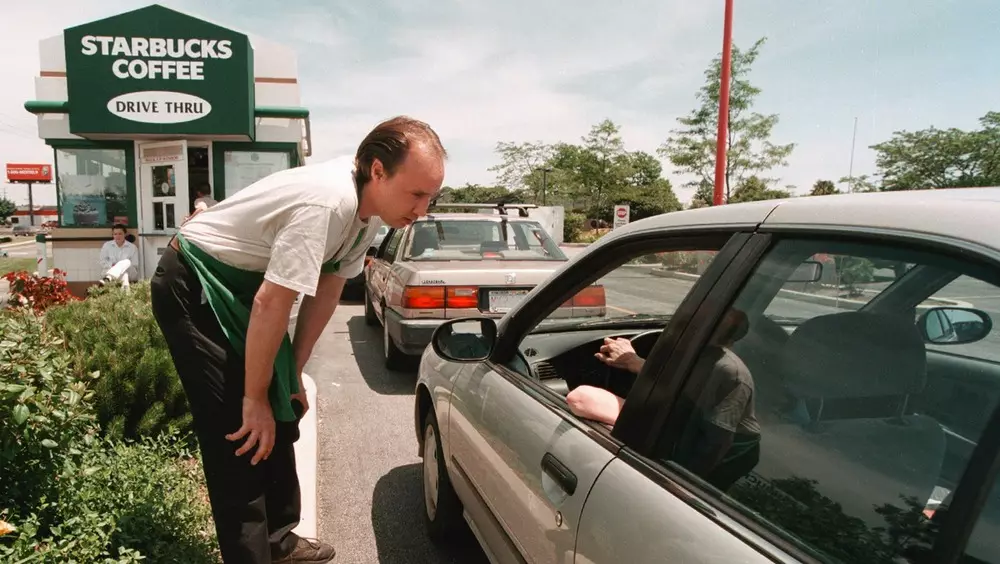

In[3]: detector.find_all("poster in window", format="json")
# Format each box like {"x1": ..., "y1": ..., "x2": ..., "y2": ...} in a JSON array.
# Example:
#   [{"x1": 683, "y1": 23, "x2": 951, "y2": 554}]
[
  {"x1": 152, "y1": 165, "x2": 176, "y2": 197},
  {"x1": 63, "y1": 194, "x2": 107, "y2": 227}
]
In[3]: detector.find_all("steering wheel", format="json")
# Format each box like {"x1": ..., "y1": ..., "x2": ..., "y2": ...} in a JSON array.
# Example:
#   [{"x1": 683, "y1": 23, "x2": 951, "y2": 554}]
[{"x1": 599, "y1": 329, "x2": 662, "y2": 389}]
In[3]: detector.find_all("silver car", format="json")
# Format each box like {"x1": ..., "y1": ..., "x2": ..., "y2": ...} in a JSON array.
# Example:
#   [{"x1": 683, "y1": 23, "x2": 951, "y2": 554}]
[
  {"x1": 364, "y1": 204, "x2": 604, "y2": 369},
  {"x1": 413, "y1": 188, "x2": 1000, "y2": 563}
]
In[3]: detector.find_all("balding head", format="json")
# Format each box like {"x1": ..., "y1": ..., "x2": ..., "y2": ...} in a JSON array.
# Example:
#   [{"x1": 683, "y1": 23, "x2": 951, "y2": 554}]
[{"x1": 355, "y1": 116, "x2": 447, "y2": 227}]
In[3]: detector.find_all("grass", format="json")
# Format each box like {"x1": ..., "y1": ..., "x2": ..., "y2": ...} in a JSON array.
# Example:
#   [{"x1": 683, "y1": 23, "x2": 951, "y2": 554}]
[{"x1": 0, "y1": 257, "x2": 36, "y2": 277}]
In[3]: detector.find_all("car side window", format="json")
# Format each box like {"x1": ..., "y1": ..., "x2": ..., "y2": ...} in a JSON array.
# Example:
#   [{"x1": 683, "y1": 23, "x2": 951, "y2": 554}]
[
  {"x1": 652, "y1": 237, "x2": 1000, "y2": 563},
  {"x1": 512, "y1": 243, "x2": 725, "y2": 421},
  {"x1": 382, "y1": 229, "x2": 404, "y2": 264}
]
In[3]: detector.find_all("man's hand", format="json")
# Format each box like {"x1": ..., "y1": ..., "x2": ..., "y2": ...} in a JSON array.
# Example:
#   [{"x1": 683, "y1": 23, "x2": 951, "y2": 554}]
[
  {"x1": 290, "y1": 374, "x2": 309, "y2": 418},
  {"x1": 227, "y1": 396, "x2": 276, "y2": 465},
  {"x1": 595, "y1": 337, "x2": 645, "y2": 374}
]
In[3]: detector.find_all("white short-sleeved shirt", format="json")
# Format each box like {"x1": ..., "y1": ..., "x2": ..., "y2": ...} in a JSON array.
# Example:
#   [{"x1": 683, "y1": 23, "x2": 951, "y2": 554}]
[{"x1": 179, "y1": 156, "x2": 383, "y2": 296}]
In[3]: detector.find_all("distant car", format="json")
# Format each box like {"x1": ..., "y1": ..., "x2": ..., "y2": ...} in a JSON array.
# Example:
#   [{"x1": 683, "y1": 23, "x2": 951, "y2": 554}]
[
  {"x1": 364, "y1": 203, "x2": 604, "y2": 369},
  {"x1": 343, "y1": 224, "x2": 390, "y2": 300},
  {"x1": 12, "y1": 225, "x2": 37, "y2": 237},
  {"x1": 413, "y1": 189, "x2": 1000, "y2": 563}
]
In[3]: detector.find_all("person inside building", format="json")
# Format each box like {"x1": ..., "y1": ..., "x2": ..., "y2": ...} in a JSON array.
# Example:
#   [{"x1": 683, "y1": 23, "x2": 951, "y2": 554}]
[
  {"x1": 98, "y1": 223, "x2": 139, "y2": 282},
  {"x1": 193, "y1": 182, "x2": 218, "y2": 212},
  {"x1": 149, "y1": 116, "x2": 447, "y2": 564}
]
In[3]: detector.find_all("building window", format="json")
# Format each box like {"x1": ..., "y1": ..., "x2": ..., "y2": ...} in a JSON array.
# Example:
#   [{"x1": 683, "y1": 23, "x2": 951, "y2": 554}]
[
  {"x1": 55, "y1": 148, "x2": 129, "y2": 227},
  {"x1": 223, "y1": 151, "x2": 290, "y2": 199}
]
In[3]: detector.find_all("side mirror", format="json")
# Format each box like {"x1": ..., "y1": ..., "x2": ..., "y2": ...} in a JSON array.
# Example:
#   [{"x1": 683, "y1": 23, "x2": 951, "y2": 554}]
[
  {"x1": 788, "y1": 260, "x2": 823, "y2": 283},
  {"x1": 918, "y1": 307, "x2": 993, "y2": 345},
  {"x1": 431, "y1": 317, "x2": 498, "y2": 362}
]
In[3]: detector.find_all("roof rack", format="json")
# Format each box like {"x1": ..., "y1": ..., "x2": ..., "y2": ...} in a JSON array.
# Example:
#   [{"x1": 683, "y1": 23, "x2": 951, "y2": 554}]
[{"x1": 428, "y1": 202, "x2": 537, "y2": 217}]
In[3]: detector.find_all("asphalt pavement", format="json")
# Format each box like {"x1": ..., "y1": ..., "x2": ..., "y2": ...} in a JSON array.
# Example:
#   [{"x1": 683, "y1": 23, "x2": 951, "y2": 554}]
[{"x1": 296, "y1": 302, "x2": 488, "y2": 564}]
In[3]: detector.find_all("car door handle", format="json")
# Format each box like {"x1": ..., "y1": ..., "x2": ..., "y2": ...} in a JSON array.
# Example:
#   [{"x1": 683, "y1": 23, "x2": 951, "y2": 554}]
[{"x1": 541, "y1": 453, "x2": 578, "y2": 496}]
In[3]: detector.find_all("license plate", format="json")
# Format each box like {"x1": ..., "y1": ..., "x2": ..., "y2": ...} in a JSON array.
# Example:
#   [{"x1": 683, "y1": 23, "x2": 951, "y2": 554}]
[{"x1": 488, "y1": 290, "x2": 529, "y2": 313}]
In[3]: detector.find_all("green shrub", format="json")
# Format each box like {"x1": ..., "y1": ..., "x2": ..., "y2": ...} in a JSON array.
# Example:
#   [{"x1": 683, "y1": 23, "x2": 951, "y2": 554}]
[
  {"x1": 45, "y1": 281, "x2": 192, "y2": 442},
  {"x1": 1, "y1": 308, "x2": 218, "y2": 563},
  {"x1": 563, "y1": 212, "x2": 586, "y2": 243},
  {"x1": 1, "y1": 310, "x2": 99, "y2": 519},
  {"x1": 1, "y1": 434, "x2": 219, "y2": 563}
]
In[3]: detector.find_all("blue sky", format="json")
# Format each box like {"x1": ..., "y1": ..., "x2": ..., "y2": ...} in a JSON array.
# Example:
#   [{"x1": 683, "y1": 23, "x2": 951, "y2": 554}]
[{"x1": 1, "y1": 0, "x2": 998, "y2": 207}]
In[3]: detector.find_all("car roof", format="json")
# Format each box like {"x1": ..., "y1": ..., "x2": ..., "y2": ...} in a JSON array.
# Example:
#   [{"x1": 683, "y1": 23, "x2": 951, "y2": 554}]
[
  {"x1": 418, "y1": 213, "x2": 538, "y2": 221},
  {"x1": 603, "y1": 187, "x2": 1000, "y2": 253}
]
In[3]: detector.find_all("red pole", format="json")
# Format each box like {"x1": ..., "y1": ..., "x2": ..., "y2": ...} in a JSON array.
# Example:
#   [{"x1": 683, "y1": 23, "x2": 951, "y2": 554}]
[{"x1": 713, "y1": 0, "x2": 735, "y2": 206}]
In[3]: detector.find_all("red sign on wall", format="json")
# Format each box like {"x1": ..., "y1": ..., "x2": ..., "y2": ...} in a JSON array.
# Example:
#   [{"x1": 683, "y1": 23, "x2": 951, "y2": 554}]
[{"x1": 5, "y1": 164, "x2": 53, "y2": 183}]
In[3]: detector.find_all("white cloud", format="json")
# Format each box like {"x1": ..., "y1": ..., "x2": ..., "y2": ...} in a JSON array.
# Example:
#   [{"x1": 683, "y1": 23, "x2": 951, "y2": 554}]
[{"x1": 2, "y1": 0, "x2": 997, "y2": 208}]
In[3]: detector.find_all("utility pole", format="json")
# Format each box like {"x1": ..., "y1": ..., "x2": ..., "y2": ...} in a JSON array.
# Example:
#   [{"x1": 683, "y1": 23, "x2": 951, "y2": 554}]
[
  {"x1": 713, "y1": 0, "x2": 735, "y2": 206},
  {"x1": 848, "y1": 116, "x2": 858, "y2": 192}
]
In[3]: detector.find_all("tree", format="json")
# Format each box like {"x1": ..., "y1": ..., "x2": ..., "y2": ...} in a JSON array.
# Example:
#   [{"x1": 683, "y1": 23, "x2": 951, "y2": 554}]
[
  {"x1": 838, "y1": 174, "x2": 879, "y2": 193},
  {"x1": 0, "y1": 197, "x2": 16, "y2": 223},
  {"x1": 810, "y1": 180, "x2": 839, "y2": 196},
  {"x1": 436, "y1": 183, "x2": 525, "y2": 205},
  {"x1": 659, "y1": 37, "x2": 795, "y2": 205},
  {"x1": 488, "y1": 141, "x2": 554, "y2": 200},
  {"x1": 729, "y1": 176, "x2": 792, "y2": 204},
  {"x1": 870, "y1": 111, "x2": 1000, "y2": 190}
]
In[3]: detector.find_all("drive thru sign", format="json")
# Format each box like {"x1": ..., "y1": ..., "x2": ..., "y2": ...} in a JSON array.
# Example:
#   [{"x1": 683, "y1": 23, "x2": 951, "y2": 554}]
[{"x1": 613, "y1": 204, "x2": 630, "y2": 229}]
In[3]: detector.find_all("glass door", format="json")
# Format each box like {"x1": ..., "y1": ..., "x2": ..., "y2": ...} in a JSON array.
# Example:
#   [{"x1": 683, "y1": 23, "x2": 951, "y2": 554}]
[{"x1": 137, "y1": 140, "x2": 189, "y2": 278}]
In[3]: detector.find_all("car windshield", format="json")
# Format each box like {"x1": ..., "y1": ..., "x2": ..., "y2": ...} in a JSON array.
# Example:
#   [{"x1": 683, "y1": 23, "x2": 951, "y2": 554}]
[{"x1": 404, "y1": 219, "x2": 566, "y2": 261}]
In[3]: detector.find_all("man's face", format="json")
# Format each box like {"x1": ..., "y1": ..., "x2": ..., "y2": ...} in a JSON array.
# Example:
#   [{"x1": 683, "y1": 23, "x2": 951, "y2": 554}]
[
  {"x1": 112, "y1": 228, "x2": 125, "y2": 245},
  {"x1": 368, "y1": 143, "x2": 444, "y2": 229}
]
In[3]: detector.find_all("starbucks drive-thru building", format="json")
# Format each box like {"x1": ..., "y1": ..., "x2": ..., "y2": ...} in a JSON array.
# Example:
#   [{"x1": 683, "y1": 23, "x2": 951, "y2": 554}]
[{"x1": 24, "y1": 4, "x2": 311, "y2": 294}]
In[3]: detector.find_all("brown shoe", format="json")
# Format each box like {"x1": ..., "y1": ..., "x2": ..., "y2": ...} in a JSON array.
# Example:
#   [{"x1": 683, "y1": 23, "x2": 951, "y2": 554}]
[{"x1": 273, "y1": 537, "x2": 336, "y2": 563}]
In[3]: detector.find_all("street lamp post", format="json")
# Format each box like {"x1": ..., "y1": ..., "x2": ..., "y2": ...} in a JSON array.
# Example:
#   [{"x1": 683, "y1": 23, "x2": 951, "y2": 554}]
[
  {"x1": 713, "y1": 0, "x2": 735, "y2": 206},
  {"x1": 536, "y1": 167, "x2": 553, "y2": 205}
]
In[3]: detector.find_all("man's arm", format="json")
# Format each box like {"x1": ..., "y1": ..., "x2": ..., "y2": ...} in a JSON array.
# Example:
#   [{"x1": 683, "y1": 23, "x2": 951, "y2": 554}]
[
  {"x1": 98, "y1": 242, "x2": 113, "y2": 269},
  {"x1": 228, "y1": 279, "x2": 298, "y2": 465},
  {"x1": 566, "y1": 385, "x2": 626, "y2": 427},
  {"x1": 292, "y1": 273, "x2": 347, "y2": 375},
  {"x1": 245, "y1": 280, "x2": 300, "y2": 400}
]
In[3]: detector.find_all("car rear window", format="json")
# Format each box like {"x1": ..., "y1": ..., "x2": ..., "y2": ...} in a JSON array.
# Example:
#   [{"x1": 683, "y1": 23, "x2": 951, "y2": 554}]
[{"x1": 404, "y1": 219, "x2": 566, "y2": 261}]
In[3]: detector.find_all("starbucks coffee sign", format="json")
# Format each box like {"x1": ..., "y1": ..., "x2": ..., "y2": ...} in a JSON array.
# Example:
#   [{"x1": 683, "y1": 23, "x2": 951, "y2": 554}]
[{"x1": 64, "y1": 4, "x2": 254, "y2": 138}]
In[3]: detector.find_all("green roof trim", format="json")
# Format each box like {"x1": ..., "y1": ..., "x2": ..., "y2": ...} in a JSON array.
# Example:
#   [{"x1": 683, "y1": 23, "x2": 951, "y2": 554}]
[
  {"x1": 25, "y1": 100, "x2": 70, "y2": 114},
  {"x1": 254, "y1": 106, "x2": 310, "y2": 119},
  {"x1": 24, "y1": 101, "x2": 309, "y2": 120}
]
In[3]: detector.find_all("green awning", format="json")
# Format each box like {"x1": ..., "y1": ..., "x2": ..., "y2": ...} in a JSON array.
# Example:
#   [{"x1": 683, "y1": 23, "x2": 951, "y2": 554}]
[{"x1": 24, "y1": 100, "x2": 69, "y2": 114}]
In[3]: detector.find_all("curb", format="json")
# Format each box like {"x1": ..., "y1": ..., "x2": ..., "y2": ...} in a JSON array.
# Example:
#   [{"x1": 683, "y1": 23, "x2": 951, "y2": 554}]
[
  {"x1": 0, "y1": 240, "x2": 37, "y2": 251},
  {"x1": 292, "y1": 373, "x2": 318, "y2": 539},
  {"x1": 649, "y1": 268, "x2": 973, "y2": 310}
]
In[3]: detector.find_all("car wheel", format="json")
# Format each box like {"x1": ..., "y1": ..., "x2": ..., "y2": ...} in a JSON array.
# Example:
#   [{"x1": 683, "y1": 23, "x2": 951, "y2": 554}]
[
  {"x1": 364, "y1": 288, "x2": 378, "y2": 326},
  {"x1": 384, "y1": 316, "x2": 408, "y2": 370},
  {"x1": 422, "y1": 410, "x2": 463, "y2": 542}
]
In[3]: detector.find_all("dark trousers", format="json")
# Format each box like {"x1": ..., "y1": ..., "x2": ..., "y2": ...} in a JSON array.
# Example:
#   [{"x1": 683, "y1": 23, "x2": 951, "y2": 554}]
[{"x1": 150, "y1": 246, "x2": 301, "y2": 564}]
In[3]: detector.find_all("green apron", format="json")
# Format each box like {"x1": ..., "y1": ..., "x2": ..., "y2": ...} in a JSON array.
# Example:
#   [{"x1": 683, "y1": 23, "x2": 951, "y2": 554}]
[{"x1": 176, "y1": 227, "x2": 367, "y2": 421}]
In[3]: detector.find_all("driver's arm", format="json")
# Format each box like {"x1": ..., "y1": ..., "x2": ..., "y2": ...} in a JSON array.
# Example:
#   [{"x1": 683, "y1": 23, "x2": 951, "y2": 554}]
[
  {"x1": 595, "y1": 337, "x2": 645, "y2": 374},
  {"x1": 567, "y1": 385, "x2": 626, "y2": 426}
]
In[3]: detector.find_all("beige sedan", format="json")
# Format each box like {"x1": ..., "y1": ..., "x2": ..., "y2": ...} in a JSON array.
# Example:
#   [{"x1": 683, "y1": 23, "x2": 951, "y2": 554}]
[{"x1": 364, "y1": 207, "x2": 604, "y2": 369}]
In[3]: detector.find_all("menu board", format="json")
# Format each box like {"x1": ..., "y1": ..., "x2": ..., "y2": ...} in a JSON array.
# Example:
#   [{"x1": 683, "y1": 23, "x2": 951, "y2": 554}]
[{"x1": 224, "y1": 151, "x2": 290, "y2": 199}]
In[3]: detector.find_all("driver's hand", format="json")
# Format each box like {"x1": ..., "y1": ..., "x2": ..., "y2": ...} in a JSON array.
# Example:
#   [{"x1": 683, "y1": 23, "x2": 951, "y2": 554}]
[{"x1": 595, "y1": 337, "x2": 644, "y2": 374}]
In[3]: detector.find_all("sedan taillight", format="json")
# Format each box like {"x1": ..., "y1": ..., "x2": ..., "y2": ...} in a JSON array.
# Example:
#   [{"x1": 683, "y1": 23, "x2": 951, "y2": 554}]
[
  {"x1": 403, "y1": 285, "x2": 480, "y2": 309},
  {"x1": 562, "y1": 285, "x2": 606, "y2": 308}
]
